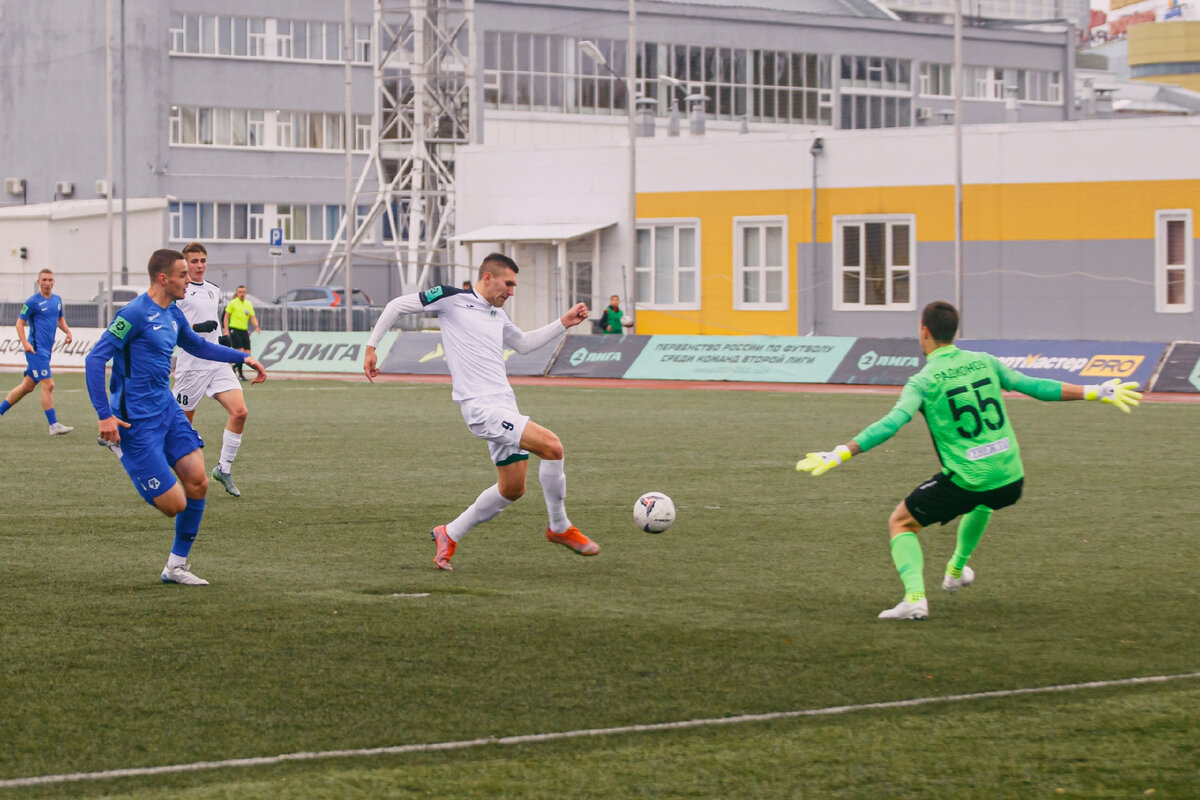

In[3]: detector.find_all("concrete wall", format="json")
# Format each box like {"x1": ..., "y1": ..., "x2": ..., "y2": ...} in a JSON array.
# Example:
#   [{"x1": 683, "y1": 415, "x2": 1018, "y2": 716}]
[{"x1": 0, "y1": 201, "x2": 167, "y2": 301}]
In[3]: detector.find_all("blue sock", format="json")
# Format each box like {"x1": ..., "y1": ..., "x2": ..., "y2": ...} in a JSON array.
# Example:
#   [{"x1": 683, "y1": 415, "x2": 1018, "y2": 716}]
[
  {"x1": 171, "y1": 498, "x2": 206, "y2": 559},
  {"x1": 45, "y1": 408, "x2": 57, "y2": 425},
  {"x1": 0, "y1": 400, "x2": 10, "y2": 415}
]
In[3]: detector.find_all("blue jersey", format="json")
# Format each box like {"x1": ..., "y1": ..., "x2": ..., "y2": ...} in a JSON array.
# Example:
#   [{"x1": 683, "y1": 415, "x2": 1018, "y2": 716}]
[
  {"x1": 85, "y1": 293, "x2": 247, "y2": 420},
  {"x1": 19, "y1": 292, "x2": 64, "y2": 356}
]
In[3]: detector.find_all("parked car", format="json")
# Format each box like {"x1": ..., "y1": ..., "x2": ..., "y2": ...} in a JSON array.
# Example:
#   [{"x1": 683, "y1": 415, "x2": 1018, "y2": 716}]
[
  {"x1": 272, "y1": 287, "x2": 373, "y2": 307},
  {"x1": 219, "y1": 289, "x2": 271, "y2": 308},
  {"x1": 89, "y1": 285, "x2": 145, "y2": 306}
]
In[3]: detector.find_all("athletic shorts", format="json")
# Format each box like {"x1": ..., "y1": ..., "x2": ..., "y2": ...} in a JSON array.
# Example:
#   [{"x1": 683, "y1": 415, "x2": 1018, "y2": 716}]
[
  {"x1": 118, "y1": 403, "x2": 205, "y2": 504},
  {"x1": 459, "y1": 393, "x2": 530, "y2": 466},
  {"x1": 229, "y1": 328, "x2": 251, "y2": 350},
  {"x1": 173, "y1": 368, "x2": 241, "y2": 411},
  {"x1": 904, "y1": 472, "x2": 1023, "y2": 527},
  {"x1": 23, "y1": 355, "x2": 51, "y2": 383}
]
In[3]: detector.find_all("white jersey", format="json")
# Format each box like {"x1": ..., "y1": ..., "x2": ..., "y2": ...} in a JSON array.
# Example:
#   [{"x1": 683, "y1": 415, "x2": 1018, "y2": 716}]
[
  {"x1": 174, "y1": 279, "x2": 224, "y2": 373},
  {"x1": 366, "y1": 285, "x2": 566, "y2": 402}
]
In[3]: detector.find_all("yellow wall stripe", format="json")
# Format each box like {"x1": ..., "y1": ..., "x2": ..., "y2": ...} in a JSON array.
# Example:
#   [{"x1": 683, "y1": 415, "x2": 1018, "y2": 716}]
[{"x1": 639, "y1": 180, "x2": 1200, "y2": 242}]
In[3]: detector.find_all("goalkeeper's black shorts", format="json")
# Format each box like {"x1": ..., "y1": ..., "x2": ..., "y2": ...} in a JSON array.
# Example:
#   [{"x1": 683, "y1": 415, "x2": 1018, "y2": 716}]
[{"x1": 904, "y1": 473, "x2": 1023, "y2": 527}]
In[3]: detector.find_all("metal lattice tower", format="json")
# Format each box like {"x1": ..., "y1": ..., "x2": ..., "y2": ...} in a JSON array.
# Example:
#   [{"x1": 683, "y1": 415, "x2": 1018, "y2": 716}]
[{"x1": 318, "y1": 0, "x2": 474, "y2": 291}]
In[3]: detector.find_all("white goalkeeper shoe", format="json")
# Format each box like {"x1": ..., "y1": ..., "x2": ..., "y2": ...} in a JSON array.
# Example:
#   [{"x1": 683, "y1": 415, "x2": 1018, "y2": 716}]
[
  {"x1": 878, "y1": 597, "x2": 929, "y2": 620},
  {"x1": 942, "y1": 565, "x2": 975, "y2": 593},
  {"x1": 161, "y1": 562, "x2": 209, "y2": 586}
]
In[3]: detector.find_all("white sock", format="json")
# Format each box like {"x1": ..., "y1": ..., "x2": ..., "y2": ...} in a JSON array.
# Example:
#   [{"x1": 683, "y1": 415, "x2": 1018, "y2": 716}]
[
  {"x1": 218, "y1": 429, "x2": 242, "y2": 473},
  {"x1": 539, "y1": 458, "x2": 571, "y2": 534},
  {"x1": 166, "y1": 553, "x2": 188, "y2": 569},
  {"x1": 446, "y1": 484, "x2": 512, "y2": 542}
]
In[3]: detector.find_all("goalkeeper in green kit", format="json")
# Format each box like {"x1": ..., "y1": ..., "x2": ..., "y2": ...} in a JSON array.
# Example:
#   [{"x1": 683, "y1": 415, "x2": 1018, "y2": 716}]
[{"x1": 796, "y1": 301, "x2": 1143, "y2": 621}]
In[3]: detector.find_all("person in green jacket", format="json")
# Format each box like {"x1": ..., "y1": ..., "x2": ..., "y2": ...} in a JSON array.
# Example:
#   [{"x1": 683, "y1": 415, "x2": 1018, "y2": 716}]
[
  {"x1": 797, "y1": 300, "x2": 1143, "y2": 621},
  {"x1": 599, "y1": 295, "x2": 628, "y2": 334}
]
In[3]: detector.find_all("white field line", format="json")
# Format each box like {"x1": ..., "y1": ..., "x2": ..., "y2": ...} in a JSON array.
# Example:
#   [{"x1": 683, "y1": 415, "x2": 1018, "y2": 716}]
[{"x1": 3, "y1": 672, "x2": 1198, "y2": 789}]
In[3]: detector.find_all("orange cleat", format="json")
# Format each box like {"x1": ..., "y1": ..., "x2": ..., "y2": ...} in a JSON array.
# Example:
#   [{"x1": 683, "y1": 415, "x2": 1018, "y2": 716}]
[
  {"x1": 431, "y1": 525, "x2": 456, "y2": 570},
  {"x1": 546, "y1": 525, "x2": 599, "y2": 556}
]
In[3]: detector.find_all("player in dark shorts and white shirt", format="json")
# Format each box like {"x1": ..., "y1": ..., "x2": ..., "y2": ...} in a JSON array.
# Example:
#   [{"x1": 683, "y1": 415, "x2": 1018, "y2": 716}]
[
  {"x1": 363, "y1": 252, "x2": 598, "y2": 570},
  {"x1": 173, "y1": 242, "x2": 250, "y2": 497}
]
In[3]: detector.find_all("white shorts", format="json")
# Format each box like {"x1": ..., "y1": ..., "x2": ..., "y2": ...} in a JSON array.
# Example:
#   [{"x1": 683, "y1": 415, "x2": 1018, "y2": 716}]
[
  {"x1": 459, "y1": 393, "x2": 530, "y2": 466},
  {"x1": 173, "y1": 368, "x2": 241, "y2": 412}
]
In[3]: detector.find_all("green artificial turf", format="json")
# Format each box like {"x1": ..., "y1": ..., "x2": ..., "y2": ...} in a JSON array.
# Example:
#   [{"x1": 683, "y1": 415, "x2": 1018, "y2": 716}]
[{"x1": 1, "y1": 374, "x2": 1196, "y2": 798}]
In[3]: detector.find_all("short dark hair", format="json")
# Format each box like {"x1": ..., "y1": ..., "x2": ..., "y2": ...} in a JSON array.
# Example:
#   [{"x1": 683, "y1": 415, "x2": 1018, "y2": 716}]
[
  {"x1": 181, "y1": 241, "x2": 207, "y2": 257},
  {"x1": 478, "y1": 252, "x2": 518, "y2": 280},
  {"x1": 148, "y1": 248, "x2": 185, "y2": 280},
  {"x1": 921, "y1": 301, "x2": 959, "y2": 343}
]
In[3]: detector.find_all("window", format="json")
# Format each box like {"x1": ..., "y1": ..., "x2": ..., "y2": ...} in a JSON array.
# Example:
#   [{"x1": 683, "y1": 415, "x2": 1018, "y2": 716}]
[
  {"x1": 834, "y1": 215, "x2": 915, "y2": 310},
  {"x1": 635, "y1": 220, "x2": 700, "y2": 309},
  {"x1": 838, "y1": 55, "x2": 911, "y2": 129},
  {"x1": 920, "y1": 63, "x2": 953, "y2": 97},
  {"x1": 734, "y1": 217, "x2": 788, "y2": 310},
  {"x1": 169, "y1": 13, "x2": 184, "y2": 51},
  {"x1": 354, "y1": 24, "x2": 371, "y2": 63},
  {"x1": 924, "y1": 63, "x2": 1061, "y2": 103},
  {"x1": 839, "y1": 94, "x2": 910, "y2": 129},
  {"x1": 170, "y1": 202, "x2": 330, "y2": 242},
  {"x1": 274, "y1": 110, "x2": 294, "y2": 148},
  {"x1": 482, "y1": 32, "x2": 832, "y2": 125},
  {"x1": 355, "y1": 114, "x2": 373, "y2": 150},
  {"x1": 275, "y1": 19, "x2": 293, "y2": 59},
  {"x1": 248, "y1": 18, "x2": 266, "y2": 57},
  {"x1": 1156, "y1": 210, "x2": 1193, "y2": 313}
]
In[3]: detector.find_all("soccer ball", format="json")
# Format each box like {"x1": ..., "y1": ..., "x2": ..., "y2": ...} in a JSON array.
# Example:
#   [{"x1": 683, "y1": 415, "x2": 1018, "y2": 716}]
[{"x1": 634, "y1": 492, "x2": 675, "y2": 533}]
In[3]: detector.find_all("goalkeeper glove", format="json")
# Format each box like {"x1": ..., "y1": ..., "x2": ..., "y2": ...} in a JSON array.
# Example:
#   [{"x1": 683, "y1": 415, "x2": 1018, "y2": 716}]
[
  {"x1": 1084, "y1": 379, "x2": 1142, "y2": 413},
  {"x1": 796, "y1": 445, "x2": 853, "y2": 476},
  {"x1": 191, "y1": 320, "x2": 219, "y2": 333}
]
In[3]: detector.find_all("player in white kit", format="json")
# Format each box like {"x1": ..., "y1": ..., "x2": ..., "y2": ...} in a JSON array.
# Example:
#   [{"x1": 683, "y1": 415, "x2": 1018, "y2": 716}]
[
  {"x1": 172, "y1": 242, "x2": 250, "y2": 497},
  {"x1": 363, "y1": 252, "x2": 598, "y2": 570}
]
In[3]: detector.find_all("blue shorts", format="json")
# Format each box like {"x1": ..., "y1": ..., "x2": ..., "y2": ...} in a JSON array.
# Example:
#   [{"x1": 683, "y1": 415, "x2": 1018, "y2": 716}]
[
  {"x1": 118, "y1": 404, "x2": 205, "y2": 504},
  {"x1": 24, "y1": 355, "x2": 51, "y2": 383}
]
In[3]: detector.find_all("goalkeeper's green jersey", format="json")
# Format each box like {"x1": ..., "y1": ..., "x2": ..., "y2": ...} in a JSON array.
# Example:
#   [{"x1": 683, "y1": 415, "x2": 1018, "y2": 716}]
[{"x1": 852, "y1": 344, "x2": 1064, "y2": 491}]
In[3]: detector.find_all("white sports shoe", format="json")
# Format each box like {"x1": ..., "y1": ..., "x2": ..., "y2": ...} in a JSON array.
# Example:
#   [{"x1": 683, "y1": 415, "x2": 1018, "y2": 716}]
[
  {"x1": 48, "y1": 422, "x2": 74, "y2": 436},
  {"x1": 942, "y1": 565, "x2": 975, "y2": 593},
  {"x1": 211, "y1": 467, "x2": 241, "y2": 498},
  {"x1": 878, "y1": 597, "x2": 929, "y2": 620},
  {"x1": 97, "y1": 437, "x2": 124, "y2": 458},
  {"x1": 161, "y1": 562, "x2": 209, "y2": 586}
]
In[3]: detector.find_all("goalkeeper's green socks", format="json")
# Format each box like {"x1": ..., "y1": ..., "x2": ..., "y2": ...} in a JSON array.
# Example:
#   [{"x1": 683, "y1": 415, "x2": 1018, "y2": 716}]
[
  {"x1": 889, "y1": 532, "x2": 925, "y2": 602},
  {"x1": 947, "y1": 506, "x2": 992, "y2": 578}
]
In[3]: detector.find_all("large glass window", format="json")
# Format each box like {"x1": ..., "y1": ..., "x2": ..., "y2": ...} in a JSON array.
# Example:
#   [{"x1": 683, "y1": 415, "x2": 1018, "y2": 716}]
[
  {"x1": 636, "y1": 220, "x2": 700, "y2": 309},
  {"x1": 483, "y1": 32, "x2": 831, "y2": 125},
  {"x1": 1156, "y1": 210, "x2": 1193, "y2": 313},
  {"x1": 734, "y1": 217, "x2": 788, "y2": 310},
  {"x1": 922, "y1": 63, "x2": 1061, "y2": 103},
  {"x1": 834, "y1": 215, "x2": 915, "y2": 310},
  {"x1": 838, "y1": 54, "x2": 912, "y2": 130},
  {"x1": 168, "y1": 14, "x2": 369, "y2": 64},
  {"x1": 170, "y1": 202, "x2": 359, "y2": 242}
]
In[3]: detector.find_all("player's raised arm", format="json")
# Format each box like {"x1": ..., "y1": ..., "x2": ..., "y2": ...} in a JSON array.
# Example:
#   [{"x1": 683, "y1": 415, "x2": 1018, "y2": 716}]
[{"x1": 560, "y1": 302, "x2": 589, "y2": 329}]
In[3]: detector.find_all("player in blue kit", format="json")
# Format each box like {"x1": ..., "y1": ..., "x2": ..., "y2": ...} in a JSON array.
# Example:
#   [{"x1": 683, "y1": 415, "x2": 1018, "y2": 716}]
[
  {"x1": 0, "y1": 268, "x2": 75, "y2": 435},
  {"x1": 86, "y1": 249, "x2": 267, "y2": 585}
]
